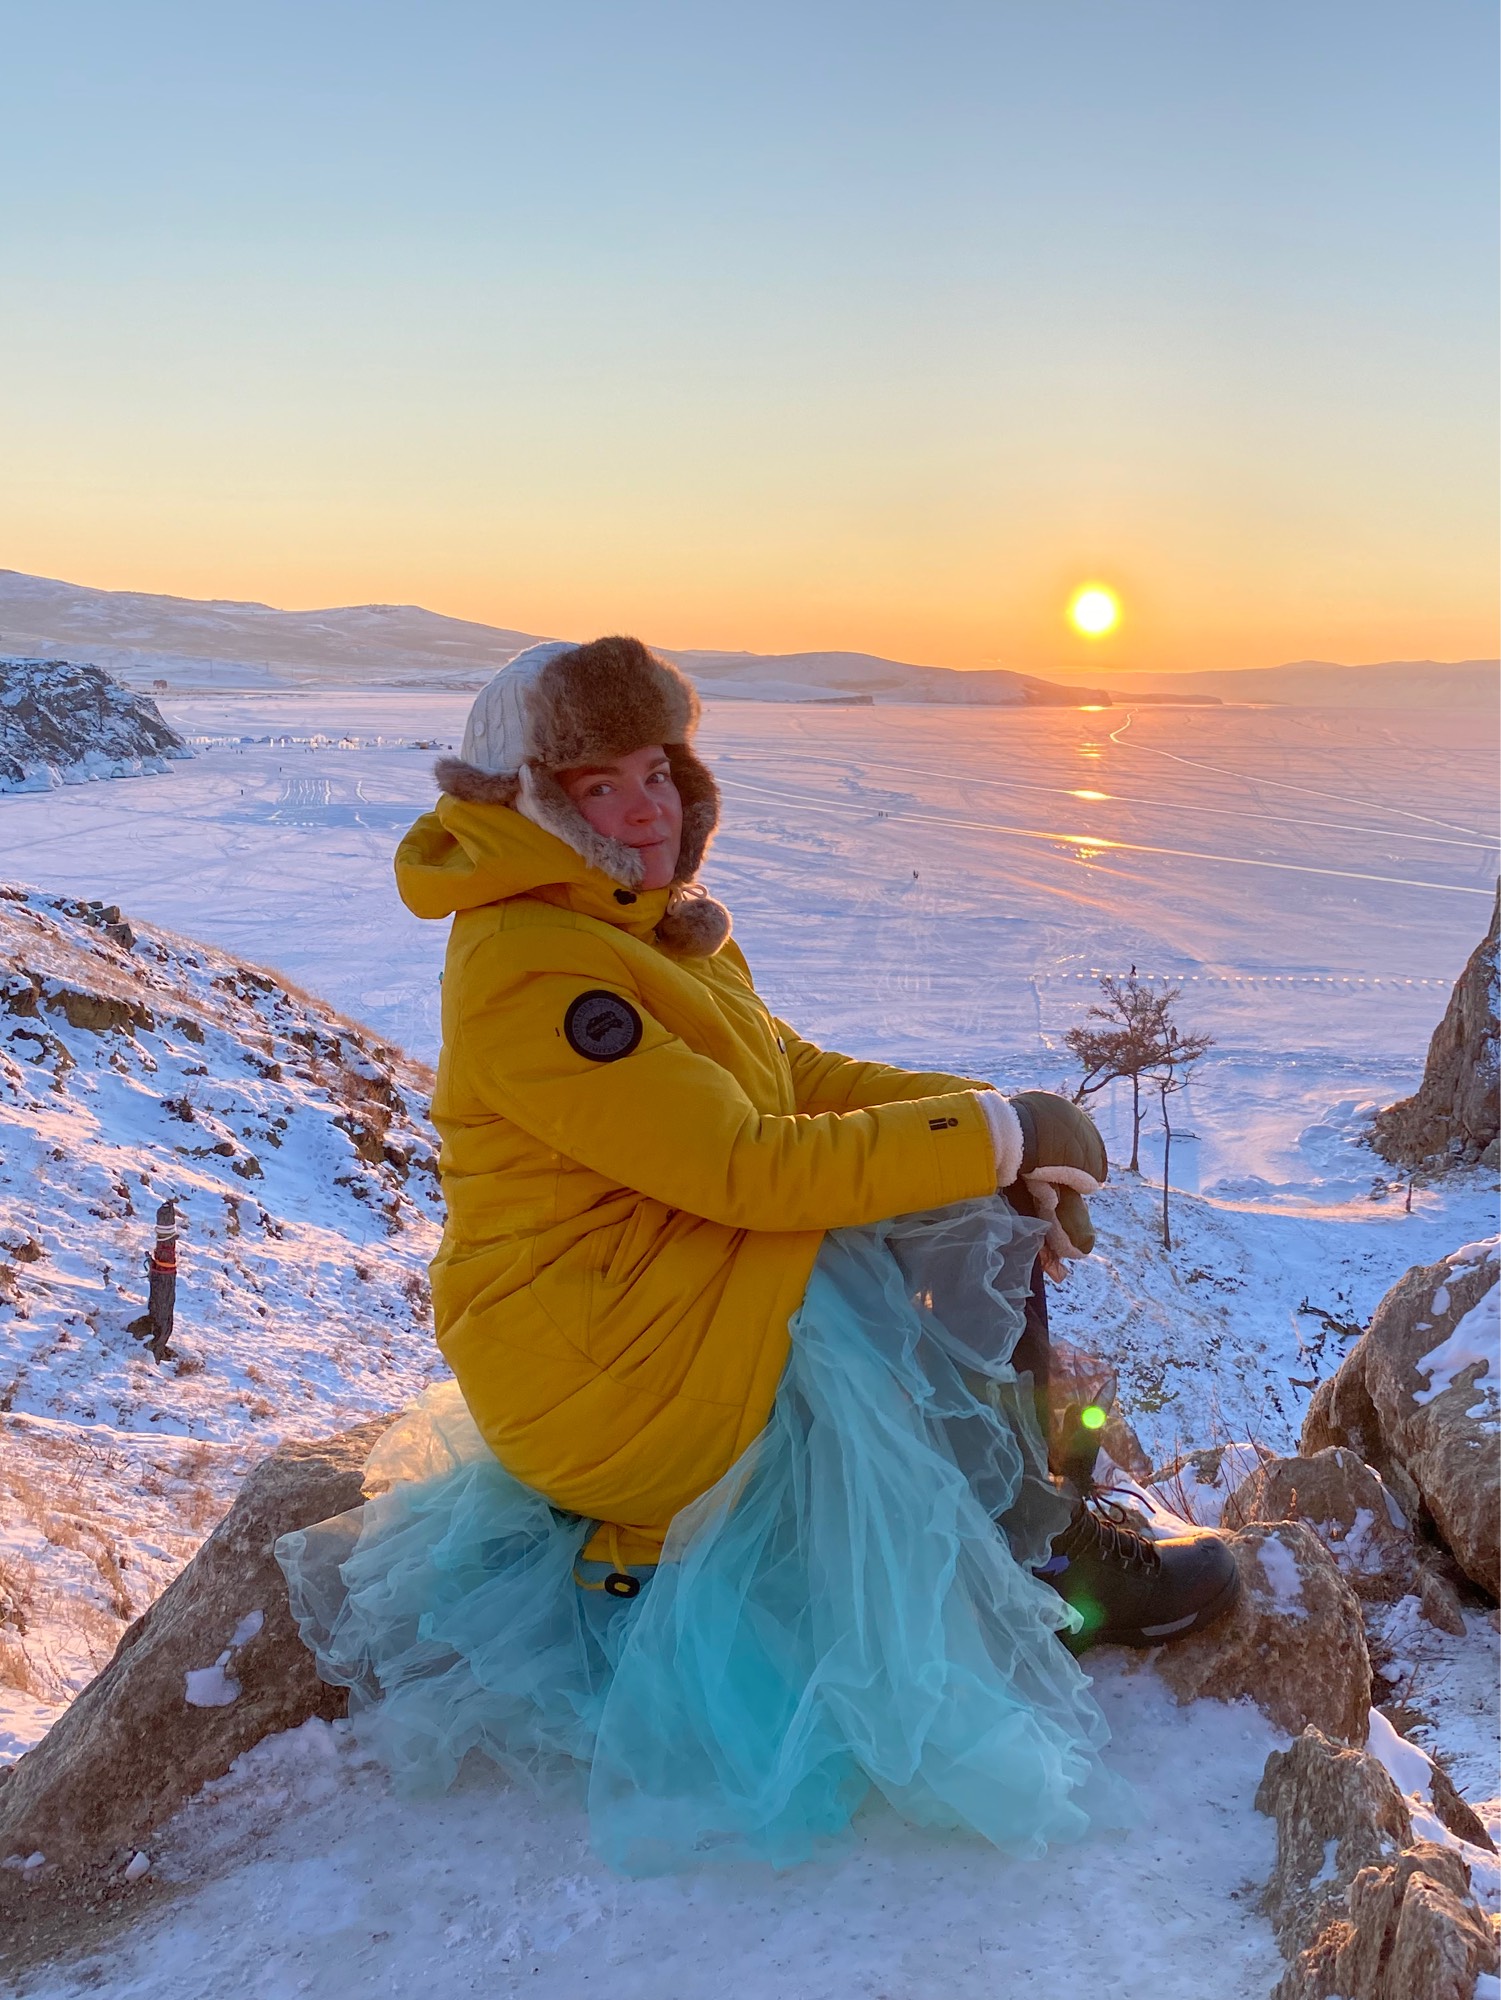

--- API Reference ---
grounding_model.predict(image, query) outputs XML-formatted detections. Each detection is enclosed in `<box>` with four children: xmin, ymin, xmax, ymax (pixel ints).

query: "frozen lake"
<box><xmin>2</xmin><ymin>690</ymin><xmax>1495</xmax><ymax>1193</ymax></box>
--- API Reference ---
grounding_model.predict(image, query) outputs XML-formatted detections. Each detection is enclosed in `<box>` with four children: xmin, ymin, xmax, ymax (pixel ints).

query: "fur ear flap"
<box><xmin>656</xmin><ymin>886</ymin><xmax>732</xmax><ymax>957</ymax></box>
<box><xmin>434</xmin><ymin>756</ymin><xmax>521</xmax><ymax>805</ymax></box>
<box><xmin>518</xmin><ymin>766</ymin><xmax>647</xmax><ymax>888</ymax></box>
<box><xmin>666</xmin><ymin>746</ymin><xmax>721</xmax><ymax>881</ymax></box>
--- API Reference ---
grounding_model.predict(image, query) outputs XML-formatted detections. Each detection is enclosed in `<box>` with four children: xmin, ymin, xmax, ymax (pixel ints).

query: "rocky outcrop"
<box><xmin>1370</xmin><ymin>890</ymin><xmax>1499</xmax><ymax>1171</ymax></box>
<box><xmin>1302</xmin><ymin>1243</ymin><xmax>1499</xmax><ymax>1598</ymax></box>
<box><xmin>1258</xmin><ymin>1729</ymin><xmax>1498</xmax><ymax>2000</ymax></box>
<box><xmin>0</xmin><ymin>657</ymin><xmax>188</xmax><ymax>792</ymax></box>
<box><xmin>0</xmin><ymin>1418</ymin><xmax>391</xmax><ymax>1891</ymax></box>
<box><xmin>1153</xmin><ymin>1521</ymin><xmax>1371</xmax><ymax>1742</ymax></box>
<box><xmin>1222</xmin><ymin>1447</ymin><xmax>1417</xmax><ymax>1603</ymax></box>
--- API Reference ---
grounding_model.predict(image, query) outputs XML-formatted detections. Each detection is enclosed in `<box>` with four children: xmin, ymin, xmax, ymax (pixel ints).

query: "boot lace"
<box><xmin>1056</xmin><ymin>1482</ymin><xmax>1162</xmax><ymax>1573</ymax></box>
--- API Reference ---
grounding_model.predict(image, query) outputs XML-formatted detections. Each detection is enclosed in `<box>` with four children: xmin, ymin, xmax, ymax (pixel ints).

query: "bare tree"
<box><xmin>1151</xmin><ymin>1009</ymin><xmax>1215</xmax><ymax>1251</ymax></box>
<box><xmin>1063</xmin><ymin>973</ymin><xmax>1169</xmax><ymax>1173</ymax></box>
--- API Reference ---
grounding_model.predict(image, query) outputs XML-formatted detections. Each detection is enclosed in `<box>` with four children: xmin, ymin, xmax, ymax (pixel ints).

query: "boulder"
<box><xmin>1222</xmin><ymin>1447</ymin><xmax>1417</xmax><ymax>1602</ymax></box>
<box><xmin>1370</xmin><ymin>888</ymin><xmax>1499</xmax><ymax>1170</ymax></box>
<box><xmin>0</xmin><ymin>1417</ymin><xmax>392</xmax><ymax>1889</ymax></box>
<box><xmin>1415</xmin><ymin>1565</ymin><xmax>1467</xmax><ymax>1637</ymax></box>
<box><xmin>1258</xmin><ymin>1728</ymin><xmax>1501</xmax><ymax>2000</ymax></box>
<box><xmin>1153</xmin><ymin>1521</ymin><xmax>1371</xmax><ymax>1743</ymax></box>
<box><xmin>1302</xmin><ymin>1244</ymin><xmax>1499</xmax><ymax>1597</ymax></box>
<box><xmin>1255</xmin><ymin>1726</ymin><xmax>1414</xmax><ymax>1956</ymax></box>
<box><xmin>1273</xmin><ymin>1844</ymin><xmax>1498</xmax><ymax>2000</ymax></box>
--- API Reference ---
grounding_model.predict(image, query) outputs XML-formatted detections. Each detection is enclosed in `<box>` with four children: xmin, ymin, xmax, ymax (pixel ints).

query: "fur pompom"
<box><xmin>656</xmin><ymin>887</ymin><xmax>732</xmax><ymax>957</ymax></box>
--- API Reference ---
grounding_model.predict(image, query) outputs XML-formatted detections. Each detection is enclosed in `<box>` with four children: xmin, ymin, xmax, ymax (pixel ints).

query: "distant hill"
<box><xmin>1098</xmin><ymin>659</ymin><xmax>1499</xmax><ymax>711</ymax></box>
<box><xmin>2</xmin><ymin>569</ymin><xmax>1485</xmax><ymax>711</ymax></box>
<box><xmin>0</xmin><ymin>569</ymin><xmax>542</xmax><ymax>691</ymax></box>
<box><xmin>0</xmin><ymin>569</ymin><xmax>1106</xmax><ymax>707</ymax></box>
<box><xmin>666</xmin><ymin>647</ymin><xmax>1105</xmax><ymax>707</ymax></box>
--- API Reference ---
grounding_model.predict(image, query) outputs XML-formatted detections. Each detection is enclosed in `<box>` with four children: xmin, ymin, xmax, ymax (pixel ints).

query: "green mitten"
<box><xmin>1010</xmin><ymin>1091</ymin><xmax>1109</xmax><ymax>1183</ymax></box>
<box><xmin>1053</xmin><ymin>1187</ymin><xmax>1096</xmax><ymax>1257</ymax></box>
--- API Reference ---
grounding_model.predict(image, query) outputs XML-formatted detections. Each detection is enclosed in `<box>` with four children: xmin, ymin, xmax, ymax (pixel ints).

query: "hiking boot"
<box><xmin>1035</xmin><ymin>1485</ymin><xmax>1241</xmax><ymax>1653</ymax></box>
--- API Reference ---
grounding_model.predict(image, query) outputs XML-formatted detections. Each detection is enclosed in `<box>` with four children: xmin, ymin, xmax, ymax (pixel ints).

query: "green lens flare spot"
<box><xmin>1080</xmin><ymin>1405</ymin><xmax>1107</xmax><ymax>1431</ymax></box>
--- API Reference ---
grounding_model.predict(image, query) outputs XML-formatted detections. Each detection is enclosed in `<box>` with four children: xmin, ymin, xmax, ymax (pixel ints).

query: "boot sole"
<box><xmin>1062</xmin><ymin>1565</ymin><xmax>1243</xmax><ymax>1655</ymax></box>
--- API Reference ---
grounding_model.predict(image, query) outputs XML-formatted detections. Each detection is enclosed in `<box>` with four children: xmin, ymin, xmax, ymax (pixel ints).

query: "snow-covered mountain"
<box><xmin>0</xmin><ymin>888</ymin><xmax>443</xmax><ymax>1757</ymax></box>
<box><xmin>0</xmin><ymin>569</ymin><xmax>1109</xmax><ymax>704</ymax></box>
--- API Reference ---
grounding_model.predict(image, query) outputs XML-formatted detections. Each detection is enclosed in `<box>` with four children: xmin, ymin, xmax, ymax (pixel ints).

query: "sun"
<box><xmin>1068</xmin><ymin>585</ymin><xmax>1121</xmax><ymax>639</ymax></box>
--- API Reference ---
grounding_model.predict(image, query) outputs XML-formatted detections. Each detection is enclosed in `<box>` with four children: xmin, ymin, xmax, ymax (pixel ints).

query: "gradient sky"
<box><xmin>2</xmin><ymin>2</ymin><xmax>1495</xmax><ymax>674</ymax></box>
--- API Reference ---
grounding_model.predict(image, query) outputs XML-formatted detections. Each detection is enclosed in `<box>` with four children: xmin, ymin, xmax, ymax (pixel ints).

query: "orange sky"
<box><xmin>3</xmin><ymin>7</ymin><xmax>1496</xmax><ymax>675</ymax></box>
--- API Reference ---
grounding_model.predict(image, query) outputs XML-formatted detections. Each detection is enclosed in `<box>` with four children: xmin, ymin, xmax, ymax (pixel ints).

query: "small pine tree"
<box><xmin>1150</xmin><ymin>1008</ymin><xmax>1215</xmax><ymax>1252</ymax></box>
<box><xmin>1063</xmin><ymin>973</ymin><xmax>1168</xmax><ymax>1173</ymax></box>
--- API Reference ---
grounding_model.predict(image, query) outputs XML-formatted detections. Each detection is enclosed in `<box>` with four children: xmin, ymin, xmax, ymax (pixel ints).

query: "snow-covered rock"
<box><xmin>1370</xmin><ymin>887</ymin><xmax>1499</xmax><ymax>1172</ymax></box>
<box><xmin>1257</xmin><ymin>1727</ymin><xmax>1498</xmax><ymax>2000</ymax></box>
<box><xmin>0</xmin><ymin>658</ymin><xmax>188</xmax><ymax>792</ymax></box>
<box><xmin>1302</xmin><ymin>1242</ymin><xmax>1499</xmax><ymax>1598</ymax></box>
<box><xmin>1154</xmin><ymin>1521</ymin><xmax>1372</xmax><ymax>1743</ymax></box>
<box><xmin>1222</xmin><ymin>1446</ymin><xmax>1418</xmax><ymax>1603</ymax></box>
<box><xmin>0</xmin><ymin>1419</ymin><xmax>390</xmax><ymax>1893</ymax></box>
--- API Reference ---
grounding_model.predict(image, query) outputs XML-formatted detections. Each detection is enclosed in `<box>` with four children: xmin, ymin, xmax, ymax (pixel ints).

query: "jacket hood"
<box><xmin>395</xmin><ymin>795</ymin><xmax>732</xmax><ymax>957</ymax></box>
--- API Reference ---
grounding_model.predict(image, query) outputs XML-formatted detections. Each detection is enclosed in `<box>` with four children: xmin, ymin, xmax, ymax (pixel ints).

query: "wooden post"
<box><xmin>128</xmin><ymin>1200</ymin><xmax>178</xmax><ymax>1361</ymax></box>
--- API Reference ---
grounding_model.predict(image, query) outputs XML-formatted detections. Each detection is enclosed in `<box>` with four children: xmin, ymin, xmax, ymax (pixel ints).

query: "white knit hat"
<box><xmin>458</xmin><ymin>641</ymin><xmax>575</xmax><ymax>775</ymax></box>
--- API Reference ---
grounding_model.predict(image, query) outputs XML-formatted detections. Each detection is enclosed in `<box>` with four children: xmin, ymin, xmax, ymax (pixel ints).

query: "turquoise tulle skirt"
<box><xmin>277</xmin><ymin>1198</ymin><xmax>1131</xmax><ymax>1874</ymax></box>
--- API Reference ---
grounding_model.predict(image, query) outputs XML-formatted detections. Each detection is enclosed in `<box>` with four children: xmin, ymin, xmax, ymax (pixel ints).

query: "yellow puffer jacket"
<box><xmin>396</xmin><ymin>795</ymin><xmax>998</xmax><ymax>1560</ymax></box>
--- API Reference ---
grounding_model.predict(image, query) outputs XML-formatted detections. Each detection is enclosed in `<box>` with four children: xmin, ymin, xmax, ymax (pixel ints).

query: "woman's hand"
<box><xmin>975</xmin><ymin>1090</ymin><xmax>1105</xmax><ymax>1279</ymax></box>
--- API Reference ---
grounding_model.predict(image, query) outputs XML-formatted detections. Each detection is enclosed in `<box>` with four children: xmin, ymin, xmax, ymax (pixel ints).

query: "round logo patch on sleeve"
<box><xmin>563</xmin><ymin>989</ymin><xmax>644</xmax><ymax>1063</ymax></box>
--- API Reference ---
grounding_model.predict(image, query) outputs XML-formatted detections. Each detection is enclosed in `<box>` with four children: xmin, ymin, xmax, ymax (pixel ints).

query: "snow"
<box><xmin>20</xmin><ymin>1669</ymin><xmax>1288</xmax><ymax>2000</ymax></box>
<box><xmin>1367</xmin><ymin>1703</ymin><xmax>1439</xmax><ymax>1796</ymax></box>
<box><xmin>1366</xmin><ymin>1701</ymin><xmax>1501</xmax><ymax>1915</ymax></box>
<box><xmin>230</xmin><ymin>1610</ymin><xmax>264</xmax><ymax>1647</ymax></box>
<box><xmin>1252</xmin><ymin>1535</ymin><xmax>1308</xmax><ymax>1619</ymax></box>
<box><xmin>1</xmin><ymin>689</ymin><xmax>1497</xmax><ymax>1992</ymax></box>
<box><xmin>1414</xmin><ymin>1282</ymin><xmax>1500</xmax><ymax>1413</ymax></box>
<box><xmin>183</xmin><ymin>1654</ymin><xmax>241</xmax><ymax>1709</ymax></box>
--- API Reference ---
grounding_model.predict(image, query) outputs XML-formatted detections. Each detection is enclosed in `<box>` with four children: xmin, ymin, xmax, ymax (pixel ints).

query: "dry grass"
<box><xmin>0</xmin><ymin>1630</ymin><xmax>48</xmax><ymax>1697</ymax></box>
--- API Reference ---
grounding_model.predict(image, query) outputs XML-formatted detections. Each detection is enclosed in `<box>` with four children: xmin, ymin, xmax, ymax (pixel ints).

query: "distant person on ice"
<box><xmin>280</xmin><ymin>636</ymin><xmax>1238</xmax><ymax>1873</ymax></box>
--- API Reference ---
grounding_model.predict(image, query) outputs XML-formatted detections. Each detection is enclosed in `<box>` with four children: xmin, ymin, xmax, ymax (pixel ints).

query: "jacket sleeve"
<box><xmin>774</xmin><ymin>1019</ymin><xmax>991</xmax><ymax>1115</ymax></box>
<box><xmin>460</xmin><ymin>958</ymin><xmax>997</xmax><ymax>1236</ymax></box>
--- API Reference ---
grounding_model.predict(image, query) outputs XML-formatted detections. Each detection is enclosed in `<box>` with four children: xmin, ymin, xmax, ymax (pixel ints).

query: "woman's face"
<box><xmin>559</xmin><ymin>744</ymin><xmax>682</xmax><ymax>890</ymax></box>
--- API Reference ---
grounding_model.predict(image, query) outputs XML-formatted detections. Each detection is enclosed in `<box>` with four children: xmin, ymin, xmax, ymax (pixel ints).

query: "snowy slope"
<box><xmin>0</xmin><ymin>889</ymin><xmax>443</xmax><ymax>1758</ymax></box>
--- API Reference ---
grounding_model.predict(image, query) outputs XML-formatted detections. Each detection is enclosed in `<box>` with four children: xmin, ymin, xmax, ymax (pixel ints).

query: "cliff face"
<box><xmin>1370</xmin><ymin>888</ymin><xmax>1500</xmax><ymax>1171</ymax></box>
<box><xmin>0</xmin><ymin>658</ymin><xmax>188</xmax><ymax>791</ymax></box>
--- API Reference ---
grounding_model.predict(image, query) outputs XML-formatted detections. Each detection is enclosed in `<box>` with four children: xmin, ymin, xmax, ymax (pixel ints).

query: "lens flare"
<box><xmin>1080</xmin><ymin>1404</ymin><xmax>1108</xmax><ymax>1431</ymax></box>
<box><xmin>1068</xmin><ymin>586</ymin><xmax>1121</xmax><ymax>638</ymax></box>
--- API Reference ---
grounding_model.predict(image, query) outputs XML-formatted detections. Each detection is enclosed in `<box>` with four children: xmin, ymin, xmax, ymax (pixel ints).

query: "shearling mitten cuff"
<box><xmin>976</xmin><ymin>1091</ymin><xmax>1026</xmax><ymax>1186</ymax></box>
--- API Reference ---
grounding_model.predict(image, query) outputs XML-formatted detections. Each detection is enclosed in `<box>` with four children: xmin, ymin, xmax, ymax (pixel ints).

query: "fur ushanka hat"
<box><xmin>436</xmin><ymin>635</ymin><xmax>731</xmax><ymax>956</ymax></box>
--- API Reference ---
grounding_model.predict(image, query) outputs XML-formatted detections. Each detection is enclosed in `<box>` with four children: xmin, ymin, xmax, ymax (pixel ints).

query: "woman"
<box><xmin>280</xmin><ymin>636</ymin><xmax>1234</xmax><ymax>1874</ymax></box>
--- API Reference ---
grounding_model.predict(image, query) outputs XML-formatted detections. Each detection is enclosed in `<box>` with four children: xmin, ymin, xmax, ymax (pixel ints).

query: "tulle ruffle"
<box><xmin>277</xmin><ymin>1197</ymin><xmax>1132</xmax><ymax>1873</ymax></box>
